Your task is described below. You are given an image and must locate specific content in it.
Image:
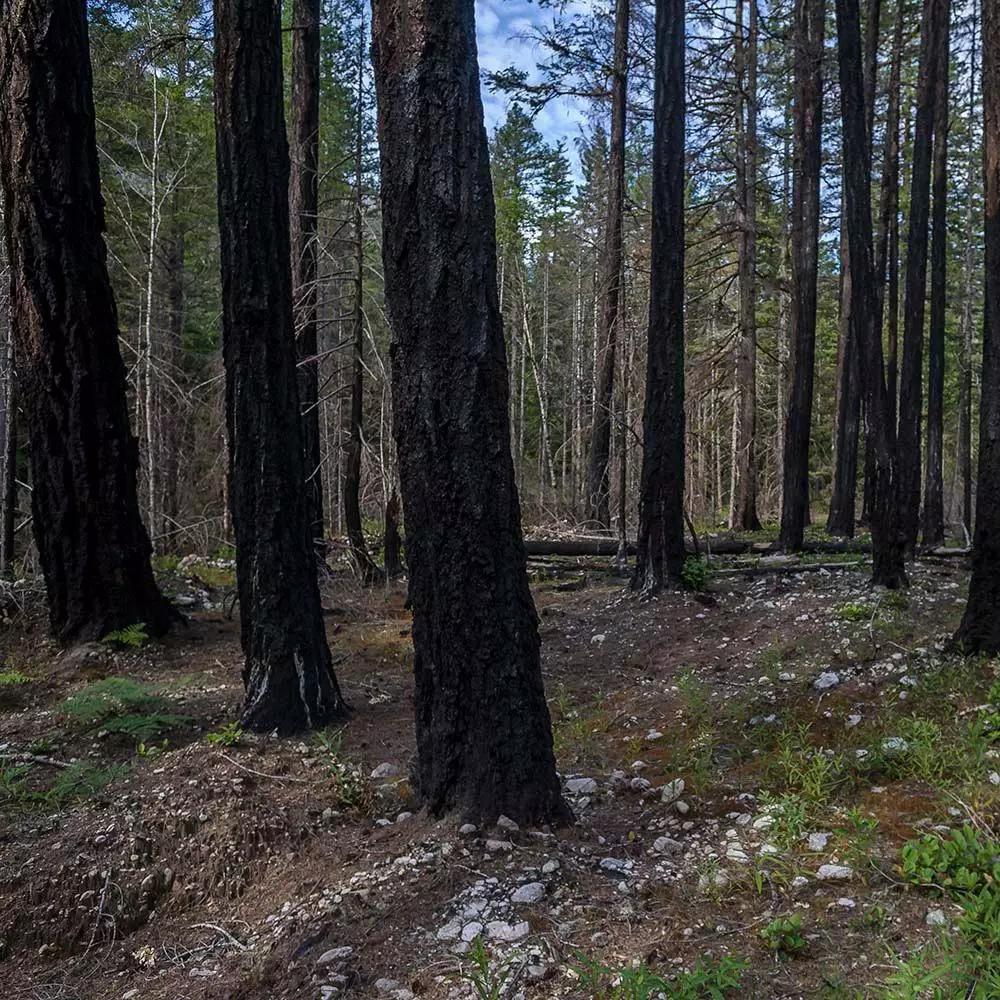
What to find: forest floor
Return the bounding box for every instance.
[1,538,999,999]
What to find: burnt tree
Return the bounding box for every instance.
[633,0,685,593]
[214,0,346,732]
[0,0,175,643]
[585,0,629,529]
[371,0,571,826]
[289,0,325,553]
[955,0,1000,651]
[779,0,825,552]
[835,0,906,588]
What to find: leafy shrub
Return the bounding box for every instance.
[315,730,375,813]
[901,826,1000,896]
[0,669,29,686]
[835,602,871,623]
[680,557,711,592]
[575,953,747,999]
[207,721,244,747]
[760,914,807,958]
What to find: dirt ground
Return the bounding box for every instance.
[1,548,996,999]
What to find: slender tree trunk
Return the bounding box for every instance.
[0,195,16,577]
[634,0,685,593]
[780,0,825,551]
[585,0,629,529]
[731,0,762,531]
[214,0,346,732]
[371,0,571,827]
[920,0,949,549]
[0,0,175,643]
[343,13,381,585]
[898,0,944,556]
[835,0,907,587]
[290,0,325,555]
[955,0,1000,650]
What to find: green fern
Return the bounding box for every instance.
[62,678,191,739]
[101,623,149,649]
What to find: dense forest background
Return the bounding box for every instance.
[3,0,979,559]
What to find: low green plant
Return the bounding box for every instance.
[62,677,192,741]
[575,953,746,999]
[0,669,29,686]
[757,791,809,849]
[101,623,149,649]
[900,826,1000,895]
[315,729,375,813]
[760,914,807,958]
[1,759,126,810]
[206,721,244,748]
[136,739,168,758]
[454,937,511,1000]
[680,557,711,592]
[835,601,872,623]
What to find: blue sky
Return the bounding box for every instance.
[475,0,589,157]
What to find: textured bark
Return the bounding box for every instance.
[0,196,16,577]
[0,0,175,643]
[897,0,943,556]
[585,0,629,529]
[835,0,906,588]
[371,0,570,826]
[343,20,382,585]
[920,0,949,550]
[955,0,1000,651]
[289,0,325,554]
[779,0,825,552]
[730,0,762,532]
[633,0,685,594]
[214,0,345,733]
[382,490,403,579]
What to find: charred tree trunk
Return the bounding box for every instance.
[289,0,325,555]
[633,0,685,593]
[955,0,1000,651]
[921,1,949,549]
[0,0,175,643]
[731,0,762,532]
[371,0,571,827]
[343,16,382,585]
[214,0,345,732]
[585,0,629,529]
[780,0,825,552]
[0,196,16,577]
[835,0,907,588]
[382,489,403,579]
[897,0,943,556]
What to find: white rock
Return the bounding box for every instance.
[486,920,529,942]
[925,908,948,927]
[674,800,690,816]
[565,777,598,795]
[541,859,560,874]
[317,946,354,966]
[370,762,399,780]
[661,778,685,804]
[989,772,1000,786]
[459,823,478,836]
[814,672,841,690]
[833,897,856,909]
[511,882,545,904]
[461,922,484,942]
[759,844,779,855]
[817,864,853,881]
[752,814,774,831]
[436,921,462,942]
[599,858,633,875]
[485,839,512,852]
[496,815,519,833]
[630,777,652,792]
[846,714,862,728]
[653,836,683,856]
[882,737,909,754]
[791,875,810,888]
[591,634,606,645]
[374,980,401,994]
[807,832,831,852]
[778,672,796,682]
[395,811,413,823]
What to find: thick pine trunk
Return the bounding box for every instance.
[633,0,685,594]
[0,0,175,643]
[371,0,570,827]
[289,0,325,555]
[897,0,943,556]
[0,196,16,577]
[835,0,906,588]
[921,1,949,549]
[731,0,762,532]
[780,0,825,552]
[214,0,345,733]
[585,0,629,529]
[955,0,1000,651]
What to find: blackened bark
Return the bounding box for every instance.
[382,490,403,579]
[633,0,685,593]
[921,1,949,549]
[955,0,1000,651]
[780,0,825,552]
[290,0,325,555]
[835,0,907,588]
[214,0,345,733]
[0,0,175,643]
[344,19,382,586]
[897,0,943,556]
[585,0,629,529]
[371,0,571,827]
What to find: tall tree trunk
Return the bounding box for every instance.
[0,195,15,577]
[780,0,825,551]
[920,0,949,549]
[214,0,346,732]
[585,0,629,529]
[835,0,907,588]
[954,0,1000,650]
[0,0,175,643]
[731,0,762,531]
[897,0,944,556]
[289,0,324,554]
[634,0,685,593]
[371,0,571,827]
[343,12,381,585]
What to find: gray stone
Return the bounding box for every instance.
[599,858,633,875]
[436,921,462,942]
[486,920,530,942]
[925,908,948,927]
[317,946,354,966]
[460,922,484,942]
[484,839,512,853]
[674,800,690,816]
[814,672,841,691]
[374,981,401,995]
[541,859,560,874]
[458,823,478,836]
[370,762,399,780]
[565,777,598,795]
[496,815,519,833]
[653,836,683,856]
[511,882,545,904]
[816,864,853,881]
[660,778,685,804]
[807,832,831,852]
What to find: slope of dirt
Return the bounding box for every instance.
[1,555,997,999]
